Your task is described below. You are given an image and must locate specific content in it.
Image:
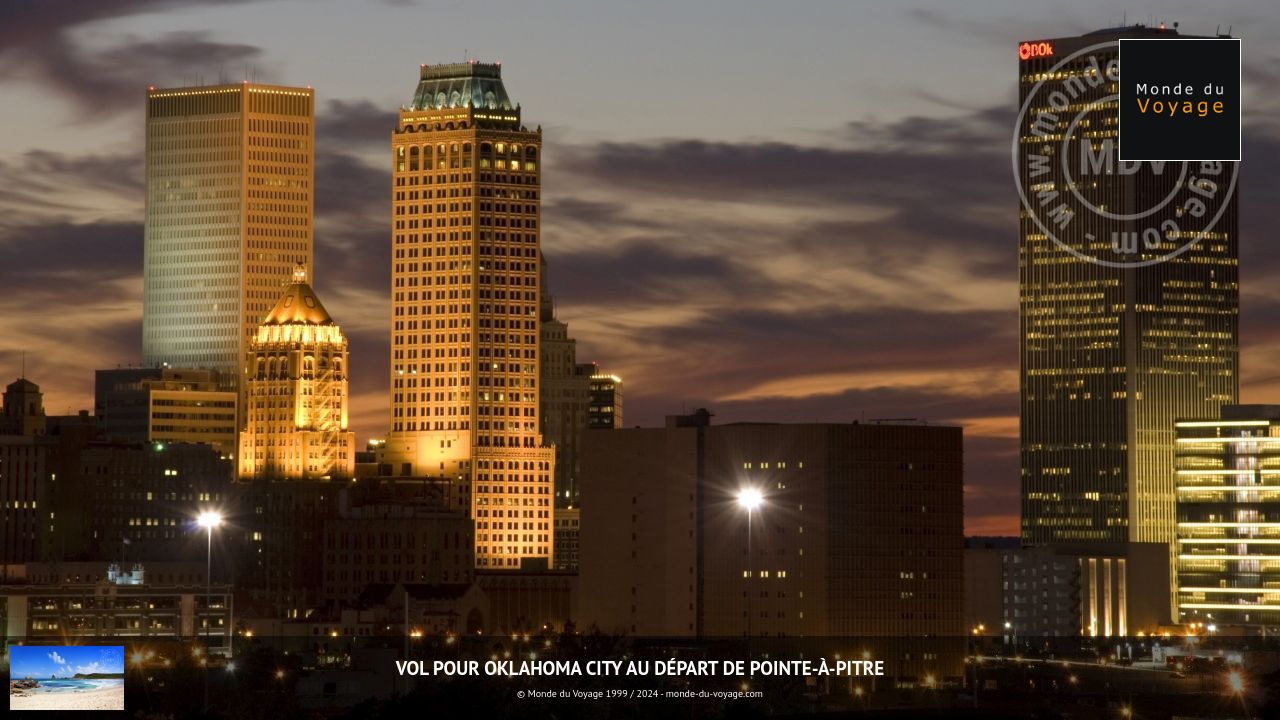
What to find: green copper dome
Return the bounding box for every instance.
[408,61,515,111]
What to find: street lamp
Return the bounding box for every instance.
[196,510,222,714]
[736,488,763,642]
[1227,670,1244,695]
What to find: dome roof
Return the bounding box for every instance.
[408,61,515,112]
[262,268,335,326]
[6,378,39,393]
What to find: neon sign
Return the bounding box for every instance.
[1019,41,1054,60]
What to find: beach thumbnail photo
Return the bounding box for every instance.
[9,645,125,711]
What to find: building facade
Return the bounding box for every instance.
[538,269,591,506]
[0,434,52,564]
[96,368,237,456]
[1018,27,1239,548]
[1,378,65,563]
[2,564,232,652]
[321,502,474,608]
[1000,543,1168,640]
[143,83,315,394]
[552,506,580,571]
[72,442,233,562]
[588,371,623,430]
[380,62,553,570]
[238,268,355,480]
[579,411,963,666]
[1175,405,1280,629]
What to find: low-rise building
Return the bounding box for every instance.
[964,539,1171,640]
[1,563,232,652]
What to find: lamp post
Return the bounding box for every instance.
[197,510,223,714]
[970,624,985,708]
[737,488,763,643]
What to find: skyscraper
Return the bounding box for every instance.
[143,83,315,394]
[1018,27,1239,548]
[238,267,354,480]
[381,62,554,570]
[1175,406,1280,628]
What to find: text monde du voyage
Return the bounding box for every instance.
[1134,82,1228,118]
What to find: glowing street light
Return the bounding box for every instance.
[1227,670,1244,694]
[196,510,223,714]
[737,487,764,642]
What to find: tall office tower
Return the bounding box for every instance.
[381,61,554,570]
[1175,406,1280,629]
[238,267,355,480]
[1018,27,1239,549]
[143,83,315,395]
[538,262,587,505]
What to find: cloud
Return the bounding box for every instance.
[0,2,264,113]
[49,651,66,665]
[7,82,1280,541]
[318,99,396,152]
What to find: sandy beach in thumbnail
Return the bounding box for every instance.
[10,683,124,711]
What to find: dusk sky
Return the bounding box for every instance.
[3,0,1280,535]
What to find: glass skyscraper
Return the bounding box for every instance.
[142,83,315,395]
[1018,27,1239,548]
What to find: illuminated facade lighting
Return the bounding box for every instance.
[238,267,355,480]
[1018,28,1240,578]
[380,62,553,569]
[143,83,316,412]
[1176,406,1280,628]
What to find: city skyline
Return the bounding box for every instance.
[6,1,1280,536]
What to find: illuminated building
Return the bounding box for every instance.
[1175,406,1280,629]
[238,267,354,480]
[381,62,553,570]
[964,539,1170,639]
[588,371,623,429]
[2,563,231,650]
[579,410,963,678]
[1018,27,1239,553]
[143,83,315,399]
[96,368,237,457]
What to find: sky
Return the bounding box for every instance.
[10,645,125,678]
[3,0,1280,537]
